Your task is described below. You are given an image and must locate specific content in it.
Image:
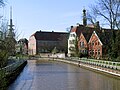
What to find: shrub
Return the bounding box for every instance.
[116,56,120,62]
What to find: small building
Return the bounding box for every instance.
[28,31,68,55]
[16,38,28,55]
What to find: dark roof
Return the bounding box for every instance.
[32,31,68,41]
[70,25,95,42]
[70,25,119,45]
[77,25,95,42]
[96,29,119,45]
[18,38,28,44]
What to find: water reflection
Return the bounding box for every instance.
[8,60,120,90]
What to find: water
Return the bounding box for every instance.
[8,60,120,90]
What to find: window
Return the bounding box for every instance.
[69,40,75,44]
[95,51,97,55]
[80,42,81,46]
[98,49,100,55]
[98,42,99,45]
[81,42,84,47]
[89,50,91,54]
[69,40,72,44]
[70,34,75,37]
[92,50,94,55]
[73,34,75,37]
[95,42,97,45]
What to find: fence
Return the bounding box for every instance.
[65,57,120,70]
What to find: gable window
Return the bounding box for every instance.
[81,42,84,47]
[95,42,97,45]
[92,42,94,46]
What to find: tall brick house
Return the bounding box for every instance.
[68,9,117,59]
[68,24,117,59]
[68,25,94,56]
[88,31,103,59]
[28,31,68,55]
[88,29,115,59]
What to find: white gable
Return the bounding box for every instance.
[89,31,103,45]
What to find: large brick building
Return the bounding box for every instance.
[68,9,118,59]
[68,23,119,59]
[28,31,68,55]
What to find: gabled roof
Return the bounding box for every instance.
[70,25,95,42]
[18,38,28,43]
[70,24,119,45]
[95,29,118,45]
[70,26,77,32]
[31,31,68,41]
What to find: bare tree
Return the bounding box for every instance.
[0,0,5,7]
[88,0,120,29]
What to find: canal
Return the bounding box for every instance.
[8,60,120,90]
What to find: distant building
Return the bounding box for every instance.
[16,38,28,55]
[28,31,68,55]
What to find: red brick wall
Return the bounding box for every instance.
[88,33,102,59]
[78,33,88,53]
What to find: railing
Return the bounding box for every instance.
[65,57,120,70]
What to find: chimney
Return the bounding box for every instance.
[95,21,100,29]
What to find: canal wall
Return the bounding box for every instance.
[50,58,120,78]
[0,60,27,89]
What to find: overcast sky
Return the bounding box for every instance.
[2,0,96,40]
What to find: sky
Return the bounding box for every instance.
[2,0,96,40]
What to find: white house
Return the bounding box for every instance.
[68,26,77,56]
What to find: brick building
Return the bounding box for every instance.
[28,31,68,55]
[68,24,117,59]
[68,9,117,59]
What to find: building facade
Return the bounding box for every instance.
[68,24,117,59]
[88,31,103,59]
[16,38,28,55]
[28,31,68,55]
[67,9,117,59]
